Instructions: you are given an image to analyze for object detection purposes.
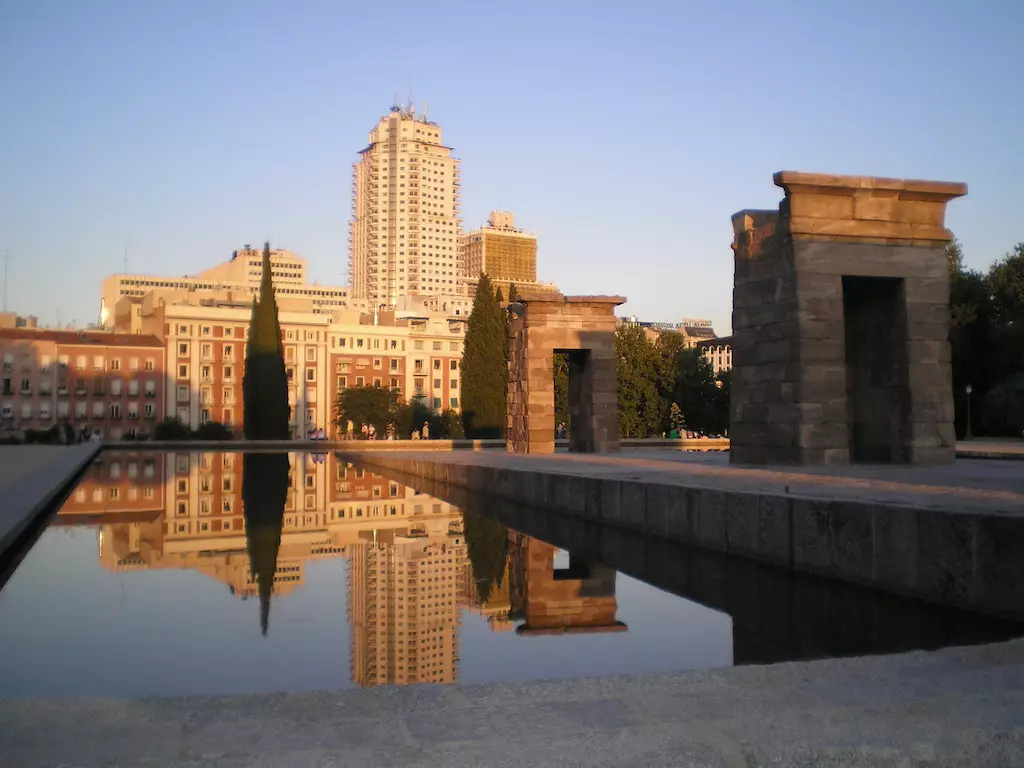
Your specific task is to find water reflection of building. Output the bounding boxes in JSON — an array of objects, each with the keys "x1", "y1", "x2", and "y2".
[
  {"x1": 54, "y1": 454, "x2": 622, "y2": 684},
  {"x1": 508, "y1": 534, "x2": 627, "y2": 636},
  {"x1": 349, "y1": 521, "x2": 467, "y2": 686}
]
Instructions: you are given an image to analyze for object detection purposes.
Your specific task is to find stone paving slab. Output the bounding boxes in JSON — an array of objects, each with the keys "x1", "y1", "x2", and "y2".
[
  {"x1": 347, "y1": 449, "x2": 1024, "y2": 516},
  {"x1": 2, "y1": 639, "x2": 1024, "y2": 767}
]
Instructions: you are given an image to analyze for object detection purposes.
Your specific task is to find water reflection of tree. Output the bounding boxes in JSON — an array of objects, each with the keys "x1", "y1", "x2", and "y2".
[
  {"x1": 242, "y1": 452, "x2": 290, "y2": 635},
  {"x1": 462, "y1": 509, "x2": 510, "y2": 603}
]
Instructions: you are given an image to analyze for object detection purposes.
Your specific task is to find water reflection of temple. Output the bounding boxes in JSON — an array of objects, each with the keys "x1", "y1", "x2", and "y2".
[
  {"x1": 54, "y1": 452, "x2": 625, "y2": 684},
  {"x1": 508, "y1": 534, "x2": 627, "y2": 636}
]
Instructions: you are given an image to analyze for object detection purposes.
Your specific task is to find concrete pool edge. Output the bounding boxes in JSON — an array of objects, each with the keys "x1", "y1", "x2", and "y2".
[
  {"x1": 340, "y1": 450, "x2": 1024, "y2": 622},
  {"x1": 0, "y1": 442, "x2": 102, "y2": 574}
]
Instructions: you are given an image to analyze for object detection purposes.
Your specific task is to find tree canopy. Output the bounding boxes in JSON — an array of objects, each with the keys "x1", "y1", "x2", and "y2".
[
  {"x1": 461, "y1": 273, "x2": 507, "y2": 438},
  {"x1": 335, "y1": 383, "x2": 402, "y2": 437},
  {"x1": 949, "y1": 240, "x2": 1024, "y2": 436}
]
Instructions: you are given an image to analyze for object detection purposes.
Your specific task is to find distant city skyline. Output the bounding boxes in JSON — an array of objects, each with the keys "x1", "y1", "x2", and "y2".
[{"x1": 2, "y1": 1, "x2": 1022, "y2": 335}]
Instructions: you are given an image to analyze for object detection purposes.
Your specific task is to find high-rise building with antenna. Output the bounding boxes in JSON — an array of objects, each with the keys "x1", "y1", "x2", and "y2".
[{"x1": 348, "y1": 105, "x2": 462, "y2": 306}]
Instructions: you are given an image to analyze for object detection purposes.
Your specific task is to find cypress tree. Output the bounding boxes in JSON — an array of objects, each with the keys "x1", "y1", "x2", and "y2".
[
  {"x1": 508, "y1": 283, "x2": 520, "y2": 303},
  {"x1": 243, "y1": 242, "x2": 290, "y2": 439},
  {"x1": 242, "y1": 452, "x2": 290, "y2": 635},
  {"x1": 461, "y1": 273, "x2": 507, "y2": 438}
]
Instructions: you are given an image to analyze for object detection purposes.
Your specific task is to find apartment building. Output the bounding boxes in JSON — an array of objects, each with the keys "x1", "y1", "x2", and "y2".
[
  {"x1": 125, "y1": 290, "x2": 465, "y2": 434},
  {"x1": 0, "y1": 329, "x2": 165, "y2": 438},
  {"x1": 349, "y1": 105, "x2": 463, "y2": 305},
  {"x1": 100, "y1": 246, "x2": 361, "y2": 329}
]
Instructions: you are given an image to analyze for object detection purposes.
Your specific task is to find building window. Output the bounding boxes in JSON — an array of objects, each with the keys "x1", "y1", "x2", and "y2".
[
  {"x1": 145, "y1": 358, "x2": 155, "y2": 371},
  {"x1": 337, "y1": 376, "x2": 347, "y2": 389},
  {"x1": 450, "y1": 360, "x2": 458, "y2": 371},
  {"x1": 110, "y1": 359, "x2": 121, "y2": 371},
  {"x1": 305, "y1": 347, "x2": 316, "y2": 361},
  {"x1": 178, "y1": 343, "x2": 188, "y2": 356},
  {"x1": 178, "y1": 364, "x2": 188, "y2": 378},
  {"x1": 356, "y1": 376, "x2": 364, "y2": 386},
  {"x1": 373, "y1": 358, "x2": 382, "y2": 369},
  {"x1": 306, "y1": 368, "x2": 315, "y2": 381}
]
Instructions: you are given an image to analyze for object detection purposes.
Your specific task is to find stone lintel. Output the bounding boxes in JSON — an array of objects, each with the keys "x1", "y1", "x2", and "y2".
[{"x1": 772, "y1": 171, "x2": 967, "y2": 246}]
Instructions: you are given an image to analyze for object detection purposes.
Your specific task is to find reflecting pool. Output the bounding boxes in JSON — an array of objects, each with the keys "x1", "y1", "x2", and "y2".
[{"x1": 0, "y1": 450, "x2": 1019, "y2": 698}]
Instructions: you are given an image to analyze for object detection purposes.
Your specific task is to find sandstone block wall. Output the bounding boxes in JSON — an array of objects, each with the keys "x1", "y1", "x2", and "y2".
[
  {"x1": 730, "y1": 172, "x2": 966, "y2": 465},
  {"x1": 506, "y1": 294, "x2": 624, "y2": 454}
]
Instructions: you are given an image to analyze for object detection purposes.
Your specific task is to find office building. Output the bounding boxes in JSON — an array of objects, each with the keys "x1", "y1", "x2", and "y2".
[
  {"x1": 100, "y1": 246, "x2": 360, "y2": 329},
  {"x1": 349, "y1": 105, "x2": 463, "y2": 305}
]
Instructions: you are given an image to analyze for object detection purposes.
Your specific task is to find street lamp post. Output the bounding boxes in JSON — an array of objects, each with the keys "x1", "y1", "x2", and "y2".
[{"x1": 965, "y1": 384, "x2": 973, "y2": 441}]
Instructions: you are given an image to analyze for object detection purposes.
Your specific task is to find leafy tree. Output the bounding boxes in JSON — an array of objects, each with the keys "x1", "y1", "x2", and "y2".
[
  {"x1": 194, "y1": 421, "x2": 233, "y2": 440},
  {"x1": 615, "y1": 324, "x2": 661, "y2": 437},
  {"x1": 653, "y1": 331, "x2": 688, "y2": 431},
  {"x1": 336, "y1": 384, "x2": 402, "y2": 437},
  {"x1": 987, "y1": 242, "x2": 1024, "y2": 383},
  {"x1": 982, "y1": 373, "x2": 1024, "y2": 437},
  {"x1": 461, "y1": 273, "x2": 507, "y2": 438},
  {"x1": 462, "y1": 510, "x2": 510, "y2": 603},
  {"x1": 243, "y1": 242, "x2": 290, "y2": 440},
  {"x1": 242, "y1": 452, "x2": 289, "y2": 636},
  {"x1": 438, "y1": 408, "x2": 465, "y2": 439},
  {"x1": 394, "y1": 396, "x2": 433, "y2": 438},
  {"x1": 154, "y1": 417, "x2": 191, "y2": 441},
  {"x1": 672, "y1": 347, "x2": 720, "y2": 435},
  {"x1": 711, "y1": 369, "x2": 731, "y2": 436},
  {"x1": 508, "y1": 283, "x2": 521, "y2": 303},
  {"x1": 668, "y1": 402, "x2": 684, "y2": 436}
]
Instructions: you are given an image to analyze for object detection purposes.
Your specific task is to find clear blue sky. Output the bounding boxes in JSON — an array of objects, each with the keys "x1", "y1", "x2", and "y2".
[{"x1": 2, "y1": 0, "x2": 1022, "y2": 333}]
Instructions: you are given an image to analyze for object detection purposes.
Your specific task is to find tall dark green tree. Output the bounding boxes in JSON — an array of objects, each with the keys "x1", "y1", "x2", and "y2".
[
  {"x1": 461, "y1": 273, "x2": 507, "y2": 438},
  {"x1": 508, "y1": 283, "x2": 521, "y2": 303},
  {"x1": 243, "y1": 242, "x2": 290, "y2": 439},
  {"x1": 242, "y1": 452, "x2": 290, "y2": 635}
]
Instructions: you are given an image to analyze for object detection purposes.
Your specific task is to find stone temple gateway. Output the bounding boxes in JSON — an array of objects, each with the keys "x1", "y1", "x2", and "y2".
[
  {"x1": 507, "y1": 294, "x2": 624, "y2": 454},
  {"x1": 730, "y1": 172, "x2": 966, "y2": 465}
]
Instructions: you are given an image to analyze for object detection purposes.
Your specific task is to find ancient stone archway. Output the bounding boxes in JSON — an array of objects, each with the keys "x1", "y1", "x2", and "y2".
[
  {"x1": 730, "y1": 172, "x2": 966, "y2": 465},
  {"x1": 506, "y1": 293, "x2": 624, "y2": 454}
]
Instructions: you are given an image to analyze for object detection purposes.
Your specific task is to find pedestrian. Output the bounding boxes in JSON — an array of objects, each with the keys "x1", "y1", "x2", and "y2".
[{"x1": 421, "y1": 421, "x2": 430, "y2": 439}]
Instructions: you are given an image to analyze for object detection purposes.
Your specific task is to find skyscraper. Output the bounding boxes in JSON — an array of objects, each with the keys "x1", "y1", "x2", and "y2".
[
  {"x1": 462, "y1": 211, "x2": 537, "y2": 284},
  {"x1": 349, "y1": 105, "x2": 462, "y2": 306}
]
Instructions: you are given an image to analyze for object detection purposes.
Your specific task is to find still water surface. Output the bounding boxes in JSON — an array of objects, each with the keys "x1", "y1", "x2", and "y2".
[{"x1": 0, "y1": 451, "x2": 1019, "y2": 698}]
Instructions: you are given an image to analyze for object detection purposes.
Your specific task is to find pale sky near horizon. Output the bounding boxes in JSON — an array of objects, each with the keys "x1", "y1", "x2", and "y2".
[{"x1": 2, "y1": 0, "x2": 1022, "y2": 335}]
